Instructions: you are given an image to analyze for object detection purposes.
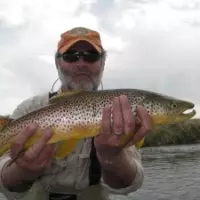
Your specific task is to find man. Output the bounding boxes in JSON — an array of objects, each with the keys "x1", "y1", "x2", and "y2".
[{"x1": 0, "y1": 27, "x2": 152, "y2": 200}]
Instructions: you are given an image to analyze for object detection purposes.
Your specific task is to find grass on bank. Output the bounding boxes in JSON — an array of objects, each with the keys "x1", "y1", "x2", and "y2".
[{"x1": 143, "y1": 118, "x2": 200, "y2": 147}]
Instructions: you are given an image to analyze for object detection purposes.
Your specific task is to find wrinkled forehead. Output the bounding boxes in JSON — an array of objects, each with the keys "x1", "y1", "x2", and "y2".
[{"x1": 69, "y1": 41, "x2": 97, "y2": 51}]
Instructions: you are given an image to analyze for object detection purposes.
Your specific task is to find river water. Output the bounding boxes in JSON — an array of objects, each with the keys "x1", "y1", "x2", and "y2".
[
  {"x1": 112, "y1": 144, "x2": 200, "y2": 200},
  {"x1": 1, "y1": 144, "x2": 200, "y2": 200}
]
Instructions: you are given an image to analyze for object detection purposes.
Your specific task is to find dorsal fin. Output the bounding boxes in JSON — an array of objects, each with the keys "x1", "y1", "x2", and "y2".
[
  {"x1": 49, "y1": 90, "x2": 82, "y2": 104},
  {"x1": 0, "y1": 115, "x2": 12, "y2": 131}
]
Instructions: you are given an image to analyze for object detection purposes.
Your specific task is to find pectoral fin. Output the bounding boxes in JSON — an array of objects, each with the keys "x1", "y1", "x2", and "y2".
[
  {"x1": 135, "y1": 138, "x2": 145, "y2": 149},
  {"x1": 120, "y1": 132, "x2": 145, "y2": 149},
  {"x1": 53, "y1": 139, "x2": 78, "y2": 159}
]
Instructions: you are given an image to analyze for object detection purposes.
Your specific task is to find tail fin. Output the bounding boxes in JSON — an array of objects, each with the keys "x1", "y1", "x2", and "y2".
[{"x1": 0, "y1": 115, "x2": 11, "y2": 131}]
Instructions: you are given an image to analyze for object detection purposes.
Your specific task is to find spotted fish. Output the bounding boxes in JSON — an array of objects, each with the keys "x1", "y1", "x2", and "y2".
[{"x1": 0, "y1": 89, "x2": 196, "y2": 159}]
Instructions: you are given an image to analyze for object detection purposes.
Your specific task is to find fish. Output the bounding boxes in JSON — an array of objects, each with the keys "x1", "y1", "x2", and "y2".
[{"x1": 0, "y1": 89, "x2": 196, "y2": 160}]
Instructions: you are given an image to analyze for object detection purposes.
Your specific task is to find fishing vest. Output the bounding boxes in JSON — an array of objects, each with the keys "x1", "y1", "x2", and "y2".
[{"x1": 48, "y1": 92, "x2": 101, "y2": 200}]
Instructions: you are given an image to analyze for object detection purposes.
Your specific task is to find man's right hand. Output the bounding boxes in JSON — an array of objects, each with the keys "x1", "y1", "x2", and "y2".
[{"x1": 1, "y1": 123, "x2": 54, "y2": 192}]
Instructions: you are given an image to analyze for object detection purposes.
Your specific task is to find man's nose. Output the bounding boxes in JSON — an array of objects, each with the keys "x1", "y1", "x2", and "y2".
[{"x1": 76, "y1": 56, "x2": 87, "y2": 65}]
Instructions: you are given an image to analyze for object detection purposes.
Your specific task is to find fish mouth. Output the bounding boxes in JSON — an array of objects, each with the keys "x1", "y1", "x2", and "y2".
[{"x1": 180, "y1": 107, "x2": 196, "y2": 118}]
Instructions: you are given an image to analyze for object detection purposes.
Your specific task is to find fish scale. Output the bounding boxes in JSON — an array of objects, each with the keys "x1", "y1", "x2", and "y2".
[{"x1": 0, "y1": 88, "x2": 196, "y2": 159}]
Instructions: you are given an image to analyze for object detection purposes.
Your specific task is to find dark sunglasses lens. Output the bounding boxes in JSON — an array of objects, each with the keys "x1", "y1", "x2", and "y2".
[
  {"x1": 84, "y1": 53, "x2": 100, "y2": 62},
  {"x1": 62, "y1": 54, "x2": 78, "y2": 62},
  {"x1": 62, "y1": 51, "x2": 101, "y2": 63}
]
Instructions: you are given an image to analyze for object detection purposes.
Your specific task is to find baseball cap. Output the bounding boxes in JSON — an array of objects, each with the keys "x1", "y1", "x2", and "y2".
[{"x1": 57, "y1": 27, "x2": 103, "y2": 54}]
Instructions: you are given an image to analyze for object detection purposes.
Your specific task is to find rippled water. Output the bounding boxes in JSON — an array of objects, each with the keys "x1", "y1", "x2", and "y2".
[
  {"x1": 112, "y1": 144, "x2": 200, "y2": 200},
  {"x1": 1, "y1": 144, "x2": 200, "y2": 200}
]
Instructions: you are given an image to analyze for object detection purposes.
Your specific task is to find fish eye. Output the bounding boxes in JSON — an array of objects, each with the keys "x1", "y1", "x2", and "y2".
[{"x1": 171, "y1": 103, "x2": 177, "y2": 109}]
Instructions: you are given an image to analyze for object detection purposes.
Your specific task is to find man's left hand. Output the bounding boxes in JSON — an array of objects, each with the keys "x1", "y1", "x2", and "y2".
[{"x1": 94, "y1": 95, "x2": 152, "y2": 161}]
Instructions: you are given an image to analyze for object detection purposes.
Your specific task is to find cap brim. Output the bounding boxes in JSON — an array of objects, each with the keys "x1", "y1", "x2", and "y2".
[{"x1": 58, "y1": 38, "x2": 102, "y2": 54}]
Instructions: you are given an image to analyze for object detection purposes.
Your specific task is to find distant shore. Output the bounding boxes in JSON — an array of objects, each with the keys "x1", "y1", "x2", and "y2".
[{"x1": 143, "y1": 118, "x2": 200, "y2": 147}]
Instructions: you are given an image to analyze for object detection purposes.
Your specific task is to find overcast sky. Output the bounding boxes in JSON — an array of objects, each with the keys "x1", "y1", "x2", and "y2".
[{"x1": 0, "y1": 0, "x2": 200, "y2": 118}]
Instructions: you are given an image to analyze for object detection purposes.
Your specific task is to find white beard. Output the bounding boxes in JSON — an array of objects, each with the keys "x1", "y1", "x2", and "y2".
[{"x1": 57, "y1": 67, "x2": 103, "y2": 91}]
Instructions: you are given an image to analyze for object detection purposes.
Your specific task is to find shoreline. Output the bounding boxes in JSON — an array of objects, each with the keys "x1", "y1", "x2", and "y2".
[{"x1": 143, "y1": 118, "x2": 200, "y2": 147}]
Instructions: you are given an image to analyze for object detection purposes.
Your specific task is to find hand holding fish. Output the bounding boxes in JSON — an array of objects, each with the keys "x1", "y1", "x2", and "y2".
[
  {"x1": 94, "y1": 95, "x2": 152, "y2": 188},
  {"x1": 94, "y1": 95, "x2": 152, "y2": 161},
  {"x1": 1, "y1": 124, "x2": 53, "y2": 190}
]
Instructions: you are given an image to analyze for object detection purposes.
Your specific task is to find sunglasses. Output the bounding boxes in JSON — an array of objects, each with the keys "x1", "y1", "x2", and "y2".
[{"x1": 60, "y1": 50, "x2": 101, "y2": 63}]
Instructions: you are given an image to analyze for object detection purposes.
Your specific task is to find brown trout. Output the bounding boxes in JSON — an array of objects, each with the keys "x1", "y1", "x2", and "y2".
[{"x1": 0, "y1": 89, "x2": 196, "y2": 159}]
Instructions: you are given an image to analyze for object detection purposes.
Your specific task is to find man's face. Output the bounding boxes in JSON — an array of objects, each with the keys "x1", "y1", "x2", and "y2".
[{"x1": 56, "y1": 41, "x2": 104, "y2": 91}]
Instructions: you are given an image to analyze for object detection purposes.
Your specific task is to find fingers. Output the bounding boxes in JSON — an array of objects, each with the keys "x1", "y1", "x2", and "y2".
[
  {"x1": 36, "y1": 144, "x2": 53, "y2": 163},
  {"x1": 11, "y1": 123, "x2": 38, "y2": 158},
  {"x1": 101, "y1": 107, "x2": 112, "y2": 135},
  {"x1": 32, "y1": 144, "x2": 53, "y2": 170},
  {"x1": 119, "y1": 95, "x2": 135, "y2": 135},
  {"x1": 112, "y1": 97, "x2": 124, "y2": 135},
  {"x1": 18, "y1": 144, "x2": 53, "y2": 171},
  {"x1": 131, "y1": 105, "x2": 152, "y2": 144},
  {"x1": 96, "y1": 95, "x2": 152, "y2": 157},
  {"x1": 11, "y1": 124, "x2": 53, "y2": 163},
  {"x1": 24, "y1": 128, "x2": 53, "y2": 161},
  {"x1": 7, "y1": 124, "x2": 54, "y2": 182}
]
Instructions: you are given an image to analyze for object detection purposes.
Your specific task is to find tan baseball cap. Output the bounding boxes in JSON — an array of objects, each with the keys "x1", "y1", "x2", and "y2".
[{"x1": 57, "y1": 27, "x2": 103, "y2": 54}]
